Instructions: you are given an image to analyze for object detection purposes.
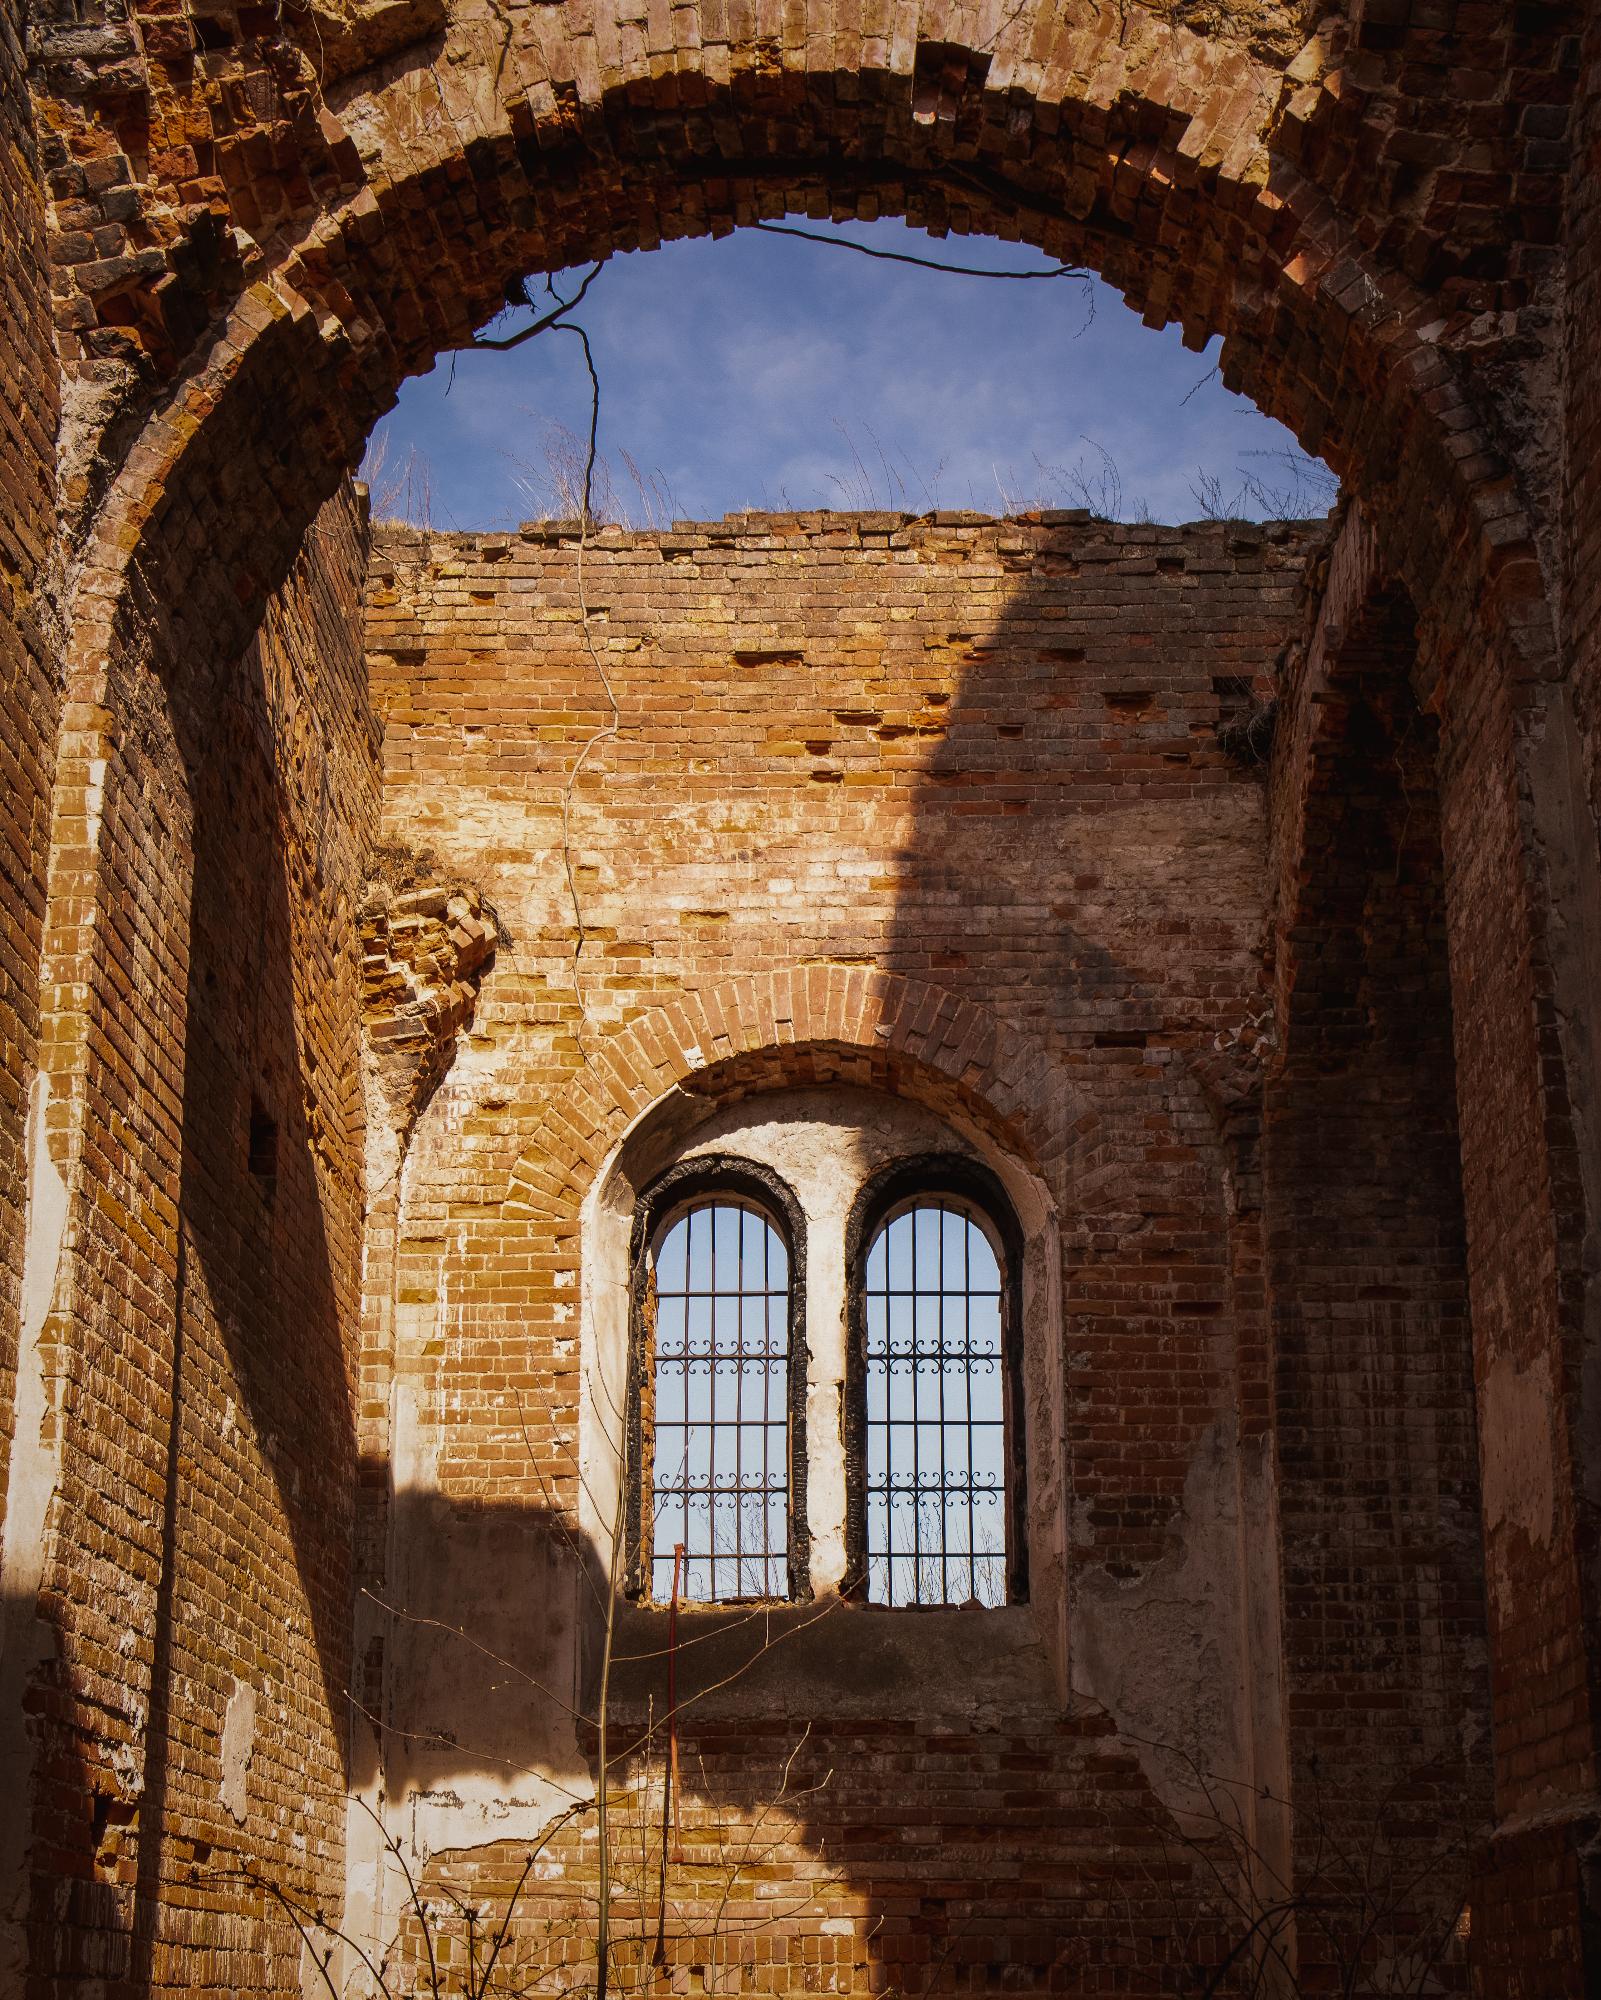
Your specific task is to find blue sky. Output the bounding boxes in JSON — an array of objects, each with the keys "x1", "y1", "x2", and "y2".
[{"x1": 362, "y1": 218, "x2": 1334, "y2": 530}]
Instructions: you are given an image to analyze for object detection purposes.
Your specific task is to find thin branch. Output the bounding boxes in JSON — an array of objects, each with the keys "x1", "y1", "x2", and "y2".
[
  {"x1": 344, "y1": 1682, "x2": 594, "y2": 1790},
  {"x1": 748, "y1": 219, "x2": 1084, "y2": 281},
  {"x1": 244, "y1": 1874, "x2": 354, "y2": 2000},
  {"x1": 1200, "y1": 1899, "x2": 1302, "y2": 2000},
  {"x1": 358, "y1": 1586, "x2": 598, "y2": 1727},
  {"x1": 512, "y1": 1389, "x2": 613, "y2": 1618},
  {"x1": 553, "y1": 318, "x2": 620, "y2": 1071},
  {"x1": 464, "y1": 264, "x2": 606, "y2": 352},
  {"x1": 612, "y1": 1590, "x2": 831, "y2": 1663},
  {"x1": 608, "y1": 1595, "x2": 846, "y2": 1766},
  {"x1": 478, "y1": 1806, "x2": 593, "y2": 1992},
  {"x1": 355, "y1": 1795, "x2": 444, "y2": 2000},
  {"x1": 229, "y1": 1864, "x2": 397, "y2": 1999}
]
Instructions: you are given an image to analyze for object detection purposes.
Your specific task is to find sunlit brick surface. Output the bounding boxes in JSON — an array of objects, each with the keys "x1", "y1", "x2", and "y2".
[{"x1": 357, "y1": 510, "x2": 1460, "y2": 1994}]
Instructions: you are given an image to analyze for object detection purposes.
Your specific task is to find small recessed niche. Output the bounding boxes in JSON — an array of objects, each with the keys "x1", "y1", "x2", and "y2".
[{"x1": 248, "y1": 1098, "x2": 279, "y2": 1193}]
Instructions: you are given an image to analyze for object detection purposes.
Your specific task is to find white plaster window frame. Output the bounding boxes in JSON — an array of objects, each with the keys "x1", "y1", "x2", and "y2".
[{"x1": 580, "y1": 1083, "x2": 1069, "y2": 1700}]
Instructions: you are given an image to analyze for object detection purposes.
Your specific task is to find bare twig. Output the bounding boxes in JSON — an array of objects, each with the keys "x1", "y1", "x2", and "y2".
[
  {"x1": 465, "y1": 264, "x2": 606, "y2": 352},
  {"x1": 748, "y1": 219, "x2": 1084, "y2": 282},
  {"x1": 552, "y1": 320, "x2": 619, "y2": 1069},
  {"x1": 358, "y1": 1586, "x2": 599, "y2": 1726}
]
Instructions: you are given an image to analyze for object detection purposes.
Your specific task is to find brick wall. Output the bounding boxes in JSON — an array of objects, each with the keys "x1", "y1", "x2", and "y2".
[
  {"x1": 3, "y1": 480, "x2": 378, "y2": 1996},
  {"x1": 16, "y1": 1, "x2": 1573, "y2": 1008},
  {"x1": 1568, "y1": 15, "x2": 1601, "y2": 843},
  {"x1": 1443, "y1": 24, "x2": 1601, "y2": 1954},
  {"x1": 0, "y1": 0, "x2": 62, "y2": 1543},
  {"x1": 1429, "y1": 550, "x2": 1601, "y2": 1997},
  {"x1": 1265, "y1": 529, "x2": 1491, "y2": 1977},
  {"x1": 132, "y1": 478, "x2": 378, "y2": 1993},
  {"x1": 352, "y1": 508, "x2": 1486, "y2": 1988},
  {"x1": 363, "y1": 509, "x2": 1309, "y2": 1522},
  {"x1": 391, "y1": 1715, "x2": 1267, "y2": 1992}
]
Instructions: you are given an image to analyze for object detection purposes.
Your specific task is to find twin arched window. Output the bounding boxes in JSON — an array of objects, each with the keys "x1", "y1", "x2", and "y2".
[{"x1": 626, "y1": 1153, "x2": 1025, "y2": 1608}]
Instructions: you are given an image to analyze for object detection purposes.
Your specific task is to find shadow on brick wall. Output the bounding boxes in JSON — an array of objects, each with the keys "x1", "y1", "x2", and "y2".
[
  {"x1": 346, "y1": 511, "x2": 1487, "y2": 1991},
  {"x1": 125, "y1": 541, "x2": 369, "y2": 1992}
]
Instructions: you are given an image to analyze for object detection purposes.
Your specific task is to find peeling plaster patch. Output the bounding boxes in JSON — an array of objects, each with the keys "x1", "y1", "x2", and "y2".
[
  {"x1": 220, "y1": 1679, "x2": 258, "y2": 1824},
  {"x1": 1070, "y1": 1420, "x2": 1250, "y2": 1816},
  {"x1": 17, "y1": 1071, "x2": 69, "y2": 1349},
  {"x1": 299, "y1": 1932, "x2": 337, "y2": 1998},
  {"x1": 0, "y1": 1072, "x2": 76, "y2": 1982},
  {"x1": 1479, "y1": 1346, "x2": 1557, "y2": 1615}
]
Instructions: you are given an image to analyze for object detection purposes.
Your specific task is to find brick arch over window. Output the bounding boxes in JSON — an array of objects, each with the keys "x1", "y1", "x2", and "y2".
[
  {"x1": 498, "y1": 968, "x2": 1076, "y2": 1224},
  {"x1": 50, "y1": 0, "x2": 1560, "y2": 729}
]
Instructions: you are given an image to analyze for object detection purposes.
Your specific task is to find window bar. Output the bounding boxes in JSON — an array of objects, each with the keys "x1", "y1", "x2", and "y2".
[
  {"x1": 965, "y1": 1208, "x2": 976, "y2": 1604},
  {"x1": 936, "y1": 1202, "x2": 946, "y2": 1604},
  {"x1": 880, "y1": 1217, "x2": 890, "y2": 1604},
  {"x1": 680, "y1": 1210, "x2": 693, "y2": 1591},
  {"x1": 738, "y1": 1207, "x2": 747, "y2": 1598},
  {"x1": 780, "y1": 1216, "x2": 791, "y2": 1599},
  {"x1": 910, "y1": 1207, "x2": 921, "y2": 1607},
  {"x1": 764, "y1": 1211, "x2": 775, "y2": 1598},
  {"x1": 709, "y1": 1204, "x2": 720, "y2": 1600}
]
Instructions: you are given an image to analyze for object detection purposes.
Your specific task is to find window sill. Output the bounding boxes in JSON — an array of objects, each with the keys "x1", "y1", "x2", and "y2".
[{"x1": 599, "y1": 1595, "x2": 1059, "y2": 1723}]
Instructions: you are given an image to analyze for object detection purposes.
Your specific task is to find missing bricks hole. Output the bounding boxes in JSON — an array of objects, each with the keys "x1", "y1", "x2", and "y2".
[
  {"x1": 1216, "y1": 694, "x2": 1278, "y2": 768},
  {"x1": 248, "y1": 1099, "x2": 279, "y2": 1190}
]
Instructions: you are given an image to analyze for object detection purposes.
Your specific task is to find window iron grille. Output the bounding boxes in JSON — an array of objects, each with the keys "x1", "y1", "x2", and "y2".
[
  {"x1": 646, "y1": 1198, "x2": 793, "y2": 1603},
  {"x1": 862, "y1": 1201, "x2": 1009, "y2": 1607}
]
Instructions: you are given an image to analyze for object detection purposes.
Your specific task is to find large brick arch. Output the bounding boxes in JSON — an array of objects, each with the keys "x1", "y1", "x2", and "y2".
[
  {"x1": 51, "y1": 0, "x2": 1561, "y2": 725},
  {"x1": 15, "y1": 7, "x2": 1601, "y2": 1993}
]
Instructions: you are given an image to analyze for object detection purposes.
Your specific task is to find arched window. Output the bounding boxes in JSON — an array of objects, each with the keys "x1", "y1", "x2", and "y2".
[
  {"x1": 846, "y1": 1157, "x2": 1026, "y2": 1607},
  {"x1": 627, "y1": 1159, "x2": 807, "y2": 1603}
]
